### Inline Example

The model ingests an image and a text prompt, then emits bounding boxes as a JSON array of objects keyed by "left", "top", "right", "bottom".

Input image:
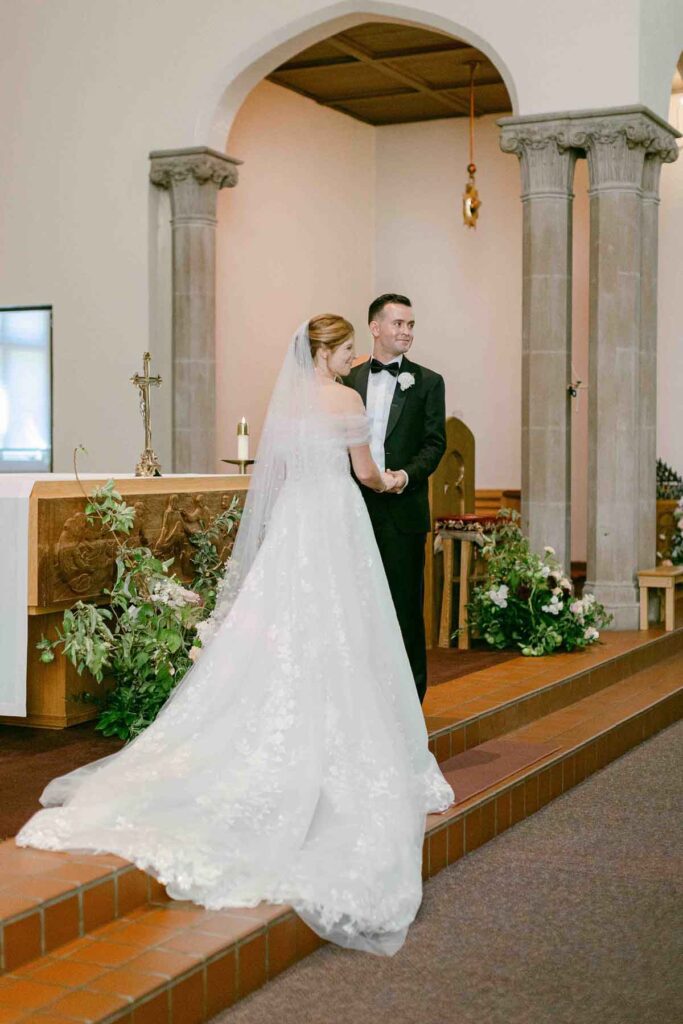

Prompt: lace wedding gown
[{"left": 18, "top": 336, "right": 453, "bottom": 956}]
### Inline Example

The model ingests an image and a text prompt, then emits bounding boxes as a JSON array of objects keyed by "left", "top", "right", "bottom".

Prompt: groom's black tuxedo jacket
[{"left": 345, "top": 356, "right": 446, "bottom": 534}]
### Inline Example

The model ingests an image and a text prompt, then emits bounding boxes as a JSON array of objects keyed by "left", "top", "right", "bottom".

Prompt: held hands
[{"left": 378, "top": 470, "right": 407, "bottom": 494}]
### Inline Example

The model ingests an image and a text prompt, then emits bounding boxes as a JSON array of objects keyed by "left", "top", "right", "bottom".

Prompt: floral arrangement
[
  {"left": 38, "top": 470, "right": 241, "bottom": 740},
  {"left": 656, "top": 458, "right": 683, "bottom": 501},
  {"left": 464, "top": 511, "right": 612, "bottom": 656},
  {"left": 670, "top": 498, "right": 683, "bottom": 565}
]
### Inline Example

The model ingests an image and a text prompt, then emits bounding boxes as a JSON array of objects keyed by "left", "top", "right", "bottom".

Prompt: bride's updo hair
[{"left": 308, "top": 314, "right": 354, "bottom": 359}]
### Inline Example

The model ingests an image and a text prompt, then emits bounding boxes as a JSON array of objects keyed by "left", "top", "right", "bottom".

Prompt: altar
[{"left": 0, "top": 474, "right": 249, "bottom": 727}]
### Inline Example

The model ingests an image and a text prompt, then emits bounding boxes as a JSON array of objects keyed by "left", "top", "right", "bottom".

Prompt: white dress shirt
[{"left": 366, "top": 356, "right": 402, "bottom": 472}]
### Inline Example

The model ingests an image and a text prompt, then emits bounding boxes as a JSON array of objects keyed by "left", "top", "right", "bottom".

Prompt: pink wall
[{"left": 216, "top": 81, "right": 375, "bottom": 463}]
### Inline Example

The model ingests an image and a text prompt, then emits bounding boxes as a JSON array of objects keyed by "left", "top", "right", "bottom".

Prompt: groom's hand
[{"left": 384, "top": 470, "right": 408, "bottom": 494}]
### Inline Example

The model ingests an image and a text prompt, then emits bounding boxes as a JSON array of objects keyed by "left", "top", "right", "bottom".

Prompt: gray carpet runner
[{"left": 214, "top": 720, "right": 683, "bottom": 1024}]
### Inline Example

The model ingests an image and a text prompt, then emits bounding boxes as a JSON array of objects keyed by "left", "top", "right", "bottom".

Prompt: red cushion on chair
[{"left": 435, "top": 514, "right": 502, "bottom": 532}]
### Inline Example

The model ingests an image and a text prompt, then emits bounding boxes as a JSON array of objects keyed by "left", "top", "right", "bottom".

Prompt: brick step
[
  {"left": 424, "top": 628, "right": 683, "bottom": 764},
  {"left": 0, "top": 851, "right": 154, "bottom": 976},
  {"left": 0, "top": 634, "right": 680, "bottom": 1023},
  {"left": 422, "top": 648, "right": 682, "bottom": 876}
]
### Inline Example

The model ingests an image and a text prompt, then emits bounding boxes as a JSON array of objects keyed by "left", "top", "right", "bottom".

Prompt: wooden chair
[
  {"left": 637, "top": 565, "right": 683, "bottom": 631},
  {"left": 436, "top": 525, "right": 489, "bottom": 649},
  {"left": 423, "top": 418, "right": 475, "bottom": 648}
]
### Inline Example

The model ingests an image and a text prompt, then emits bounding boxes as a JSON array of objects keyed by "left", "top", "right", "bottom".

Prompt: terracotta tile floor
[{"left": 0, "top": 627, "right": 679, "bottom": 1023}]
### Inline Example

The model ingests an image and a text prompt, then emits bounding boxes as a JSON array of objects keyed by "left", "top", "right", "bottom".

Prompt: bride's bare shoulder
[{"left": 319, "top": 382, "right": 365, "bottom": 415}]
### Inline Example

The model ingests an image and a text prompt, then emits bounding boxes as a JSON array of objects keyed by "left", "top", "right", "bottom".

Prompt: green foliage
[
  {"left": 656, "top": 458, "right": 683, "bottom": 500},
  {"left": 39, "top": 471, "right": 241, "bottom": 741},
  {"left": 464, "top": 511, "right": 612, "bottom": 657},
  {"left": 671, "top": 498, "right": 683, "bottom": 565},
  {"left": 188, "top": 496, "right": 241, "bottom": 613}
]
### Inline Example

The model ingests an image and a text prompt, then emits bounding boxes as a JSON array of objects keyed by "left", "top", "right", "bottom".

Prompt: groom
[{"left": 346, "top": 294, "right": 446, "bottom": 703}]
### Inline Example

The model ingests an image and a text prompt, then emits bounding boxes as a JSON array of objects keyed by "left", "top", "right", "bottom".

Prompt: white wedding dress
[{"left": 17, "top": 326, "right": 453, "bottom": 956}]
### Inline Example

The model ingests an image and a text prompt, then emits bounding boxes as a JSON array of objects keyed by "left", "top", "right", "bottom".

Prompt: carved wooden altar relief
[
  {"left": 1, "top": 475, "right": 250, "bottom": 729},
  {"left": 32, "top": 478, "right": 249, "bottom": 611}
]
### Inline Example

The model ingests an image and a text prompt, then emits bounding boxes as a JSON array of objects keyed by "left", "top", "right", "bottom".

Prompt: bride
[{"left": 17, "top": 315, "right": 454, "bottom": 956}]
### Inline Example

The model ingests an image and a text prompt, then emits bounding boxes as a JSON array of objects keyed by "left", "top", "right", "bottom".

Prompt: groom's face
[{"left": 371, "top": 303, "right": 415, "bottom": 360}]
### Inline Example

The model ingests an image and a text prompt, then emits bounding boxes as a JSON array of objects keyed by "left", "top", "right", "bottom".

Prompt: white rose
[
  {"left": 542, "top": 595, "right": 563, "bottom": 615},
  {"left": 488, "top": 584, "right": 509, "bottom": 608},
  {"left": 559, "top": 577, "right": 571, "bottom": 589},
  {"left": 584, "top": 626, "right": 599, "bottom": 641},
  {"left": 544, "top": 546, "right": 555, "bottom": 555},
  {"left": 570, "top": 600, "right": 584, "bottom": 616},
  {"left": 397, "top": 372, "right": 415, "bottom": 392},
  {"left": 540, "top": 566, "right": 551, "bottom": 578}
]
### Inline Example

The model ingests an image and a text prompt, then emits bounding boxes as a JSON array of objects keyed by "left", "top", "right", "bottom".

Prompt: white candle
[{"left": 237, "top": 418, "right": 249, "bottom": 461}]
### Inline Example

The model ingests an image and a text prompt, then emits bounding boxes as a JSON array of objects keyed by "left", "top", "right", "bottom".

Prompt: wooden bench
[{"left": 637, "top": 565, "right": 683, "bottom": 631}]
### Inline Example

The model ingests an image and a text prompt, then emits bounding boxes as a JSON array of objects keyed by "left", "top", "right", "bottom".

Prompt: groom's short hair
[{"left": 368, "top": 293, "right": 412, "bottom": 324}]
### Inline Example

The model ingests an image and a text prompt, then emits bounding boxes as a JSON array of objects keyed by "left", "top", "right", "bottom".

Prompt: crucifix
[{"left": 130, "top": 352, "right": 162, "bottom": 477}]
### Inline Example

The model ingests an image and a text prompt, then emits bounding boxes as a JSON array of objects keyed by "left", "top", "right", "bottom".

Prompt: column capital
[
  {"left": 149, "top": 147, "right": 241, "bottom": 191},
  {"left": 499, "top": 121, "right": 578, "bottom": 199},
  {"left": 150, "top": 147, "right": 241, "bottom": 227},
  {"left": 566, "top": 111, "right": 678, "bottom": 195},
  {"left": 500, "top": 106, "right": 678, "bottom": 197}
]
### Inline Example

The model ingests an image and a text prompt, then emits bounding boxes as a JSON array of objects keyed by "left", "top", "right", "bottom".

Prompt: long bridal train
[{"left": 17, "top": 325, "right": 453, "bottom": 957}]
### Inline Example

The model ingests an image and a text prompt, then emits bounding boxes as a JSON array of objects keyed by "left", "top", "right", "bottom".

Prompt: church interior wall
[
  {"left": 0, "top": 0, "right": 680, "bottom": 483},
  {"left": 657, "top": 92, "right": 683, "bottom": 476},
  {"left": 215, "top": 81, "right": 375, "bottom": 463},
  {"left": 373, "top": 114, "right": 522, "bottom": 490}
]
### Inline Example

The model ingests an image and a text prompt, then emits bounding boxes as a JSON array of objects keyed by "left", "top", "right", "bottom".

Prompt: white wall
[
  {"left": 0, "top": 0, "right": 680, "bottom": 474},
  {"left": 373, "top": 115, "right": 521, "bottom": 490},
  {"left": 215, "top": 81, "right": 375, "bottom": 459}
]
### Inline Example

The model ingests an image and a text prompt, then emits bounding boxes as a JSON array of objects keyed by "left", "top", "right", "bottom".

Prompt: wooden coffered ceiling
[{"left": 267, "top": 21, "right": 512, "bottom": 126}]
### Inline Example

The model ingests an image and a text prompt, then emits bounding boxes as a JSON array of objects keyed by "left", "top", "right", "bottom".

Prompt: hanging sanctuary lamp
[{"left": 462, "top": 62, "right": 482, "bottom": 228}]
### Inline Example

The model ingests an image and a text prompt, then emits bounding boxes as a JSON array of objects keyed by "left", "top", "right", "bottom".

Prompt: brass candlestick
[
  {"left": 221, "top": 458, "right": 255, "bottom": 476},
  {"left": 131, "top": 352, "right": 162, "bottom": 477},
  {"left": 221, "top": 417, "right": 253, "bottom": 474}
]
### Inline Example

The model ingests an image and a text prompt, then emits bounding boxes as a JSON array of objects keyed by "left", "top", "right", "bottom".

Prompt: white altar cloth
[
  {"left": 0, "top": 473, "right": 214, "bottom": 718},
  {"left": 0, "top": 474, "right": 136, "bottom": 717}
]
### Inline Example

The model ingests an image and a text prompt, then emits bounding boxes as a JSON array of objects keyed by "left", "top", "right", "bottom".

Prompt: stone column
[
  {"left": 499, "top": 119, "right": 578, "bottom": 570},
  {"left": 639, "top": 150, "right": 675, "bottom": 572},
  {"left": 570, "top": 110, "right": 678, "bottom": 627},
  {"left": 150, "top": 147, "right": 240, "bottom": 472}
]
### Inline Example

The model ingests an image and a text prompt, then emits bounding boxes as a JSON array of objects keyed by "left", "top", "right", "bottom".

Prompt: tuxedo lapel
[
  {"left": 385, "top": 358, "right": 415, "bottom": 441},
  {"left": 355, "top": 359, "right": 371, "bottom": 405}
]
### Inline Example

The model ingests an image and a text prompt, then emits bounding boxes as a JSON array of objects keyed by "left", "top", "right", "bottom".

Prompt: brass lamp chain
[
  {"left": 469, "top": 62, "right": 476, "bottom": 167},
  {"left": 463, "top": 61, "right": 481, "bottom": 229}
]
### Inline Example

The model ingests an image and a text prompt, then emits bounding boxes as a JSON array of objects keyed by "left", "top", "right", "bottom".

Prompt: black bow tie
[{"left": 370, "top": 359, "right": 401, "bottom": 376}]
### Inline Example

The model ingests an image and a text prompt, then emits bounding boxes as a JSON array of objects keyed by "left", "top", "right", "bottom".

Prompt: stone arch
[
  {"left": 197, "top": 0, "right": 519, "bottom": 150},
  {"left": 151, "top": 1, "right": 519, "bottom": 477}
]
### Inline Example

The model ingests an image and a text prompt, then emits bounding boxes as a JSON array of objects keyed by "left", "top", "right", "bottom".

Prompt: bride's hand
[{"left": 379, "top": 471, "right": 398, "bottom": 493}]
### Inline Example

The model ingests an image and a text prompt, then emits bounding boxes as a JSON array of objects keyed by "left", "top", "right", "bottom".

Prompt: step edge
[
  {"left": 3, "top": 693, "right": 678, "bottom": 1022},
  {"left": 427, "top": 638, "right": 683, "bottom": 740},
  {"left": 426, "top": 685, "right": 682, "bottom": 832},
  {"left": 0, "top": 862, "right": 147, "bottom": 930}
]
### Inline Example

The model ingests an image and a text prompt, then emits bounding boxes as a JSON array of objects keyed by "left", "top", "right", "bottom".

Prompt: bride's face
[{"left": 327, "top": 337, "right": 355, "bottom": 378}]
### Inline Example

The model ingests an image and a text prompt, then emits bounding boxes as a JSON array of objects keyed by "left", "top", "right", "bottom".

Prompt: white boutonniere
[{"left": 397, "top": 372, "right": 415, "bottom": 392}]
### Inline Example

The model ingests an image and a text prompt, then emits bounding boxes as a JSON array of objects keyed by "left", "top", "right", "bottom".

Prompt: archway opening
[{"left": 214, "top": 18, "right": 519, "bottom": 520}]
